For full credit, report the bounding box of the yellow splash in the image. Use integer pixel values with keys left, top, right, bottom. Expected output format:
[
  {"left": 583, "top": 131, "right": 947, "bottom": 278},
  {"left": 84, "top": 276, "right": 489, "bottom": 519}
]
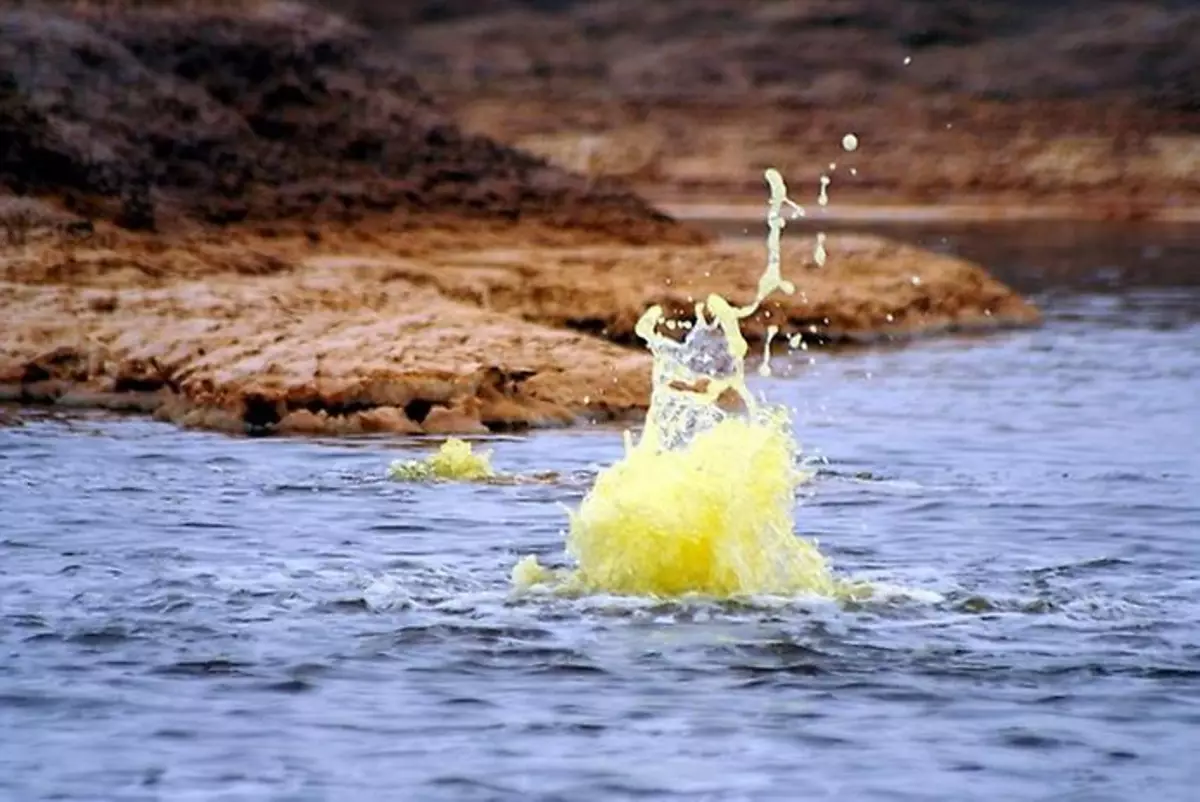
[
  {"left": 513, "top": 168, "right": 864, "bottom": 600},
  {"left": 388, "top": 438, "right": 494, "bottom": 482}
]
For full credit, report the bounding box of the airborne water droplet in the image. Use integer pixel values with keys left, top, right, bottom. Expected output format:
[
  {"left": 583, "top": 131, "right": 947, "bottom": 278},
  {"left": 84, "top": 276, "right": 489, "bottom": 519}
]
[
  {"left": 814, "top": 232, "right": 827, "bottom": 267},
  {"left": 759, "top": 325, "right": 779, "bottom": 378}
]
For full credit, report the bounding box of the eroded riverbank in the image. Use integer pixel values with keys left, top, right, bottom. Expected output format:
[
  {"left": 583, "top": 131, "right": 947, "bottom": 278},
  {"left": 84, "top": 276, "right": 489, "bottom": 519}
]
[
  {"left": 0, "top": 1, "right": 1040, "bottom": 437},
  {"left": 0, "top": 222, "right": 1038, "bottom": 436}
]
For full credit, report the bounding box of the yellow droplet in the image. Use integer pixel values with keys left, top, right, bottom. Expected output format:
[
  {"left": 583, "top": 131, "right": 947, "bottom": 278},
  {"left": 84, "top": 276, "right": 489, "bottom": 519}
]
[{"left": 758, "top": 325, "right": 779, "bottom": 378}]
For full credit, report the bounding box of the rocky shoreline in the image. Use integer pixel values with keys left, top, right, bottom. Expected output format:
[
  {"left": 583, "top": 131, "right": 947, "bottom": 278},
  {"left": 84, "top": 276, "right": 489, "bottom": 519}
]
[
  {"left": 0, "top": 2, "right": 1042, "bottom": 436},
  {"left": 0, "top": 220, "right": 1039, "bottom": 436}
]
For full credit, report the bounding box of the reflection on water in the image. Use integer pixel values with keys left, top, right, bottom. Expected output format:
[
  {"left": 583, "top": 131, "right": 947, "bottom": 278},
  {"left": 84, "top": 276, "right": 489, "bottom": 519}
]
[{"left": 2, "top": 224, "right": 1199, "bottom": 801}]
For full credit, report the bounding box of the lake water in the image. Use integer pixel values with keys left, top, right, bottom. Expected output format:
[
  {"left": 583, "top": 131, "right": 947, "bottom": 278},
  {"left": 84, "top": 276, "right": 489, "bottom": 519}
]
[{"left": 2, "top": 222, "right": 1198, "bottom": 801}]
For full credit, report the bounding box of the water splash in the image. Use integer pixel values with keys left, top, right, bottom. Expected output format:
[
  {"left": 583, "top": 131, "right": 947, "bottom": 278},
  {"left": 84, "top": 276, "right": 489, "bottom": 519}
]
[
  {"left": 513, "top": 168, "right": 866, "bottom": 601},
  {"left": 388, "top": 439, "right": 494, "bottom": 482},
  {"left": 388, "top": 438, "right": 563, "bottom": 485}
]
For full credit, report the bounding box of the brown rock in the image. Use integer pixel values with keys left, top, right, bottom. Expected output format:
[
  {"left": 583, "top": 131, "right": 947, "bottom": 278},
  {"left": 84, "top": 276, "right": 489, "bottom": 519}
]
[
  {"left": 0, "top": 224, "right": 1036, "bottom": 437},
  {"left": 422, "top": 403, "right": 490, "bottom": 436},
  {"left": 356, "top": 406, "right": 424, "bottom": 435},
  {"left": 277, "top": 409, "right": 330, "bottom": 436}
]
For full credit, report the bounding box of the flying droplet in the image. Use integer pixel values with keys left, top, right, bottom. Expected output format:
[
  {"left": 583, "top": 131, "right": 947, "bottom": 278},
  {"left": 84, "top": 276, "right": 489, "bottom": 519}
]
[
  {"left": 841, "top": 134, "right": 859, "bottom": 152},
  {"left": 759, "top": 325, "right": 780, "bottom": 377}
]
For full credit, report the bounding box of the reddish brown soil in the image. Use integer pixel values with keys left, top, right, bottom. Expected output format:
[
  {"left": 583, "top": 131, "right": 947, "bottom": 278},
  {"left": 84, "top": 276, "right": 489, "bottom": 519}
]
[{"left": 332, "top": 0, "right": 1200, "bottom": 216}]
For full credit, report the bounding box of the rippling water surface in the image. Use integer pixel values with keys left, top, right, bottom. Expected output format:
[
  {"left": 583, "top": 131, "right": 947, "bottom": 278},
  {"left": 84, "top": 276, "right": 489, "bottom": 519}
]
[{"left": 2, "top": 224, "right": 1199, "bottom": 801}]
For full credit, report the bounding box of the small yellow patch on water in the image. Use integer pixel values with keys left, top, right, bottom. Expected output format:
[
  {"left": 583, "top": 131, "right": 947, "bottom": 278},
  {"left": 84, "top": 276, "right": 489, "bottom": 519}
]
[{"left": 388, "top": 438, "right": 494, "bottom": 482}]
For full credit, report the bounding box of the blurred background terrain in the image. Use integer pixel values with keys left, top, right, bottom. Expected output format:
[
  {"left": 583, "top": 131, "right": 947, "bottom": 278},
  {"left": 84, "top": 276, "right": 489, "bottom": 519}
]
[
  {"left": 3, "top": 0, "right": 1198, "bottom": 224},
  {"left": 337, "top": 0, "right": 1200, "bottom": 107},
  {"left": 328, "top": 0, "right": 1200, "bottom": 212}
]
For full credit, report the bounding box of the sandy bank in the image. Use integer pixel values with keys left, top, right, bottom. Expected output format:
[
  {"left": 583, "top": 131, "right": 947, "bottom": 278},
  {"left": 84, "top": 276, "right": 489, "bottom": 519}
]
[{"left": 1, "top": 222, "right": 1038, "bottom": 436}]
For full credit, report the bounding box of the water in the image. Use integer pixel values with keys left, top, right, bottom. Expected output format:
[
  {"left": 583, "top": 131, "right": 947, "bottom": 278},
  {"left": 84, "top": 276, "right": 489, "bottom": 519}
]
[{"left": 2, "top": 223, "right": 1199, "bottom": 801}]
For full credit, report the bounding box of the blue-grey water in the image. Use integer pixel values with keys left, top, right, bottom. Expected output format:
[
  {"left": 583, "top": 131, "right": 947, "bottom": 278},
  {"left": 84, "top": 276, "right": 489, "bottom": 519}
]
[{"left": 2, "top": 223, "right": 1199, "bottom": 801}]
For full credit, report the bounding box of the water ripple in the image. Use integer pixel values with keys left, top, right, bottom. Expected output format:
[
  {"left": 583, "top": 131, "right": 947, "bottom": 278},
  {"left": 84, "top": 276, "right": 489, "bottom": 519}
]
[{"left": 1, "top": 284, "right": 1199, "bottom": 800}]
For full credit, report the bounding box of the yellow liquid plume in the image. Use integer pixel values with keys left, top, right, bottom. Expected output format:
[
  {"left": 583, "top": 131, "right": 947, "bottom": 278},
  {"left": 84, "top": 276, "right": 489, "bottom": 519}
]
[{"left": 513, "top": 168, "right": 863, "bottom": 600}]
